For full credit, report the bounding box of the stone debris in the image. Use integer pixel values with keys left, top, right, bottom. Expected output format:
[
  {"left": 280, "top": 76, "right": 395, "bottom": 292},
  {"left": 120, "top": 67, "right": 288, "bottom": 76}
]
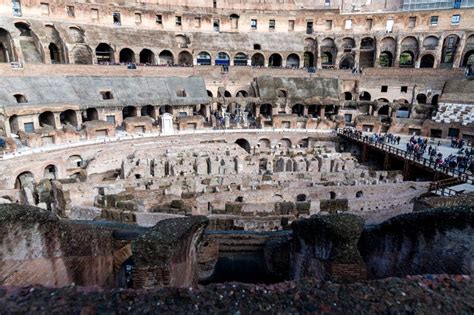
[{"left": 0, "top": 275, "right": 471, "bottom": 314}]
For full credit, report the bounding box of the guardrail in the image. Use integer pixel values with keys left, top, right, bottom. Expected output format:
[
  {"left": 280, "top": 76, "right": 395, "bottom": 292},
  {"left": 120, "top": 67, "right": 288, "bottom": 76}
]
[{"left": 337, "top": 129, "right": 473, "bottom": 185}]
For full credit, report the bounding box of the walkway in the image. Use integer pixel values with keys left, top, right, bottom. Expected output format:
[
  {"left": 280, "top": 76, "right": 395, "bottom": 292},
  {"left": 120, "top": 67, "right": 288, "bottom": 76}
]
[{"left": 337, "top": 129, "right": 473, "bottom": 185}]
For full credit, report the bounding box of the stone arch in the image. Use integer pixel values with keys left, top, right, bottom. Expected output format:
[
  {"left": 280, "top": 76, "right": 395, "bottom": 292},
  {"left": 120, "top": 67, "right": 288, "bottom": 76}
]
[
  {"left": 360, "top": 37, "right": 375, "bottom": 68},
  {"left": 141, "top": 105, "right": 156, "bottom": 118},
  {"left": 235, "top": 138, "right": 251, "bottom": 153},
  {"left": 68, "top": 26, "right": 85, "bottom": 43},
  {"left": 423, "top": 36, "right": 439, "bottom": 49},
  {"left": 251, "top": 53, "right": 264, "bottom": 67},
  {"left": 83, "top": 108, "right": 98, "bottom": 122},
  {"left": 416, "top": 94, "right": 427, "bottom": 104},
  {"left": 177, "top": 51, "right": 193, "bottom": 66},
  {"left": 71, "top": 45, "right": 92, "bottom": 64},
  {"left": 441, "top": 34, "right": 460, "bottom": 67},
  {"left": 359, "top": 91, "right": 371, "bottom": 101},
  {"left": 420, "top": 54, "right": 435, "bottom": 68},
  {"left": 215, "top": 52, "right": 230, "bottom": 66},
  {"left": 197, "top": 51, "right": 212, "bottom": 65},
  {"left": 139, "top": 49, "right": 154, "bottom": 64},
  {"left": 296, "top": 194, "right": 307, "bottom": 202},
  {"left": 339, "top": 54, "right": 355, "bottom": 69},
  {"left": 122, "top": 106, "right": 137, "bottom": 119},
  {"left": 280, "top": 138, "right": 292, "bottom": 148},
  {"left": 462, "top": 50, "right": 474, "bottom": 67},
  {"left": 15, "top": 22, "right": 32, "bottom": 37},
  {"left": 379, "top": 51, "right": 393, "bottom": 67},
  {"left": 259, "top": 138, "right": 271, "bottom": 149},
  {"left": 67, "top": 155, "right": 83, "bottom": 168},
  {"left": 378, "top": 105, "right": 390, "bottom": 116},
  {"left": 119, "top": 48, "right": 135, "bottom": 63},
  {"left": 321, "top": 52, "right": 333, "bottom": 66},
  {"left": 0, "top": 28, "right": 15, "bottom": 62},
  {"left": 356, "top": 191, "right": 363, "bottom": 198},
  {"left": 159, "top": 105, "right": 172, "bottom": 115},
  {"left": 233, "top": 52, "right": 248, "bottom": 66},
  {"left": 298, "top": 138, "right": 309, "bottom": 148},
  {"left": 304, "top": 51, "right": 314, "bottom": 68},
  {"left": 60, "top": 109, "right": 78, "bottom": 127},
  {"left": 236, "top": 90, "right": 248, "bottom": 97},
  {"left": 159, "top": 50, "right": 174, "bottom": 65},
  {"left": 49, "top": 42, "right": 64, "bottom": 64},
  {"left": 44, "top": 164, "right": 58, "bottom": 180},
  {"left": 207, "top": 90, "right": 213, "bottom": 97},
  {"left": 399, "top": 51, "right": 415, "bottom": 67},
  {"left": 9, "top": 115, "right": 19, "bottom": 134},
  {"left": 95, "top": 43, "right": 114, "bottom": 64},
  {"left": 286, "top": 53, "right": 300, "bottom": 68},
  {"left": 15, "top": 171, "right": 34, "bottom": 189},
  {"left": 39, "top": 111, "right": 56, "bottom": 128},
  {"left": 292, "top": 104, "right": 304, "bottom": 116},
  {"left": 268, "top": 53, "right": 282, "bottom": 67}
]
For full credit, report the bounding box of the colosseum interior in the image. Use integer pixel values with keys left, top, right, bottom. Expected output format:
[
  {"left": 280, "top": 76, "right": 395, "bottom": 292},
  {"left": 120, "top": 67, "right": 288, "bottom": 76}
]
[{"left": 0, "top": 0, "right": 473, "bottom": 312}]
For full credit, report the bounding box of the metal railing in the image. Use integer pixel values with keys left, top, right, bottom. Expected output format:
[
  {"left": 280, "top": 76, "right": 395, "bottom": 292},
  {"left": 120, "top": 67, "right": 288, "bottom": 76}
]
[{"left": 337, "top": 128, "right": 473, "bottom": 185}]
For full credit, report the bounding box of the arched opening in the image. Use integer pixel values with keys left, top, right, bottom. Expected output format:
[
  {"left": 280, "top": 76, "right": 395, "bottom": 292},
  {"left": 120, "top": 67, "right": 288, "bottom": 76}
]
[
  {"left": 9, "top": 115, "right": 19, "bottom": 134},
  {"left": 431, "top": 95, "right": 439, "bottom": 106},
  {"left": 236, "top": 90, "right": 248, "bottom": 97},
  {"left": 296, "top": 194, "right": 307, "bottom": 202},
  {"left": 15, "top": 22, "right": 32, "bottom": 36},
  {"left": 72, "top": 45, "right": 92, "bottom": 64},
  {"left": 44, "top": 165, "right": 58, "bottom": 180},
  {"left": 39, "top": 111, "right": 56, "bottom": 128},
  {"left": 259, "top": 138, "right": 271, "bottom": 149},
  {"left": 207, "top": 90, "right": 213, "bottom": 97},
  {"left": 251, "top": 53, "right": 264, "bottom": 67},
  {"left": 224, "top": 90, "right": 232, "bottom": 97},
  {"left": 356, "top": 191, "right": 363, "bottom": 198},
  {"left": 119, "top": 48, "right": 135, "bottom": 63},
  {"left": 49, "top": 42, "right": 62, "bottom": 64},
  {"left": 329, "top": 191, "right": 336, "bottom": 200},
  {"left": 378, "top": 98, "right": 389, "bottom": 103},
  {"left": 234, "top": 52, "right": 248, "bottom": 66},
  {"left": 235, "top": 138, "right": 251, "bottom": 153},
  {"left": 159, "top": 105, "right": 172, "bottom": 115},
  {"left": 303, "top": 52, "right": 314, "bottom": 68},
  {"left": 277, "top": 89, "right": 287, "bottom": 98},
  {"left": 60, "top": 110, "right": 78, "bottom": 127},
  {"left": 215, "top": 52, "right": 230, "bottom": 66},
  {"left": 67, "top": 155, "right": 83, "bottom": 168},
  {"left": 399, "top": 51, "right": 414, "bottom": 68},
  {"left": 359, "top": 91, "right": 371, "bottom": 101},
  {"left": 139, "top": 49, "right": 154, "bottom": 64},
  {"left": 141, "top": 105, "right": 155, "bottom": 119},
  {"left": 260, "top": 104, "right": 272, "bottom": 118},
  {"left": 339, "top": 54, "right": 355, "bottom": 69},
  {"left": 321, "top": 52, "right": 333, "bottom": 66},
  {"left": 298, "top": 138, "right": 309, "bottom": 148},
  {"left": 441, "top": 35, "right": 459, "bottom": 67},
  {"left": 0, "top": 28, "right": 14, "bottom": 63},
  {"left": 159, "top": 50, "right": 173, "bottom": 65},
  {"left": 268, "top": 54, "right": 282, "bottom": 67},
  {"left": 420, "top": 54, "right": 435, "bottom": 68},
  {"left": 286, "top": 54, "right": 300, "bottom": 68},
  {"left": 292, "top": 104, "right": 304, "bottom": 117},
  {"left": 95, "top": 43, "right": 114, "bottom": 64},
  {"left": 360, "top": 37, "right": 375, "bottom": 68},
  {"left": 83, "top": 108, "right": 98, "bottom": 122},
  {"left": 416, "top": 94, "right": 427, "bottom": 104},
  {"left": 308, "top": 105, "right": 319, "bottom": 118},
  {"left": 122, "top": 106, "right": 137, "bottom": 119},
  {"left": 423, "top": 36, "right": 439, "bottom": 50},
  {"left": 344, "top": 92, "right": 352, "bottom": 101},
  {"left": 280, "top": 138, "right": 292, "bottom": 148},
  {"left": 13, "top": 94, "right": 27, "bottom": 103},
  {"left": 177, "top": 51, "right": 193, "bottom": 66},
  {"left": 462, "top": 50, "right": 474, "bottom": 67},
  {"left": 15, "top": 171, "right": 34, "bottom": 189},
  {"left": 197, "top": 51, "right": 211, "bottom": 65},
  {"left": 378, "top": 105, "right": 390, "bottom": 116},
  {"left": 379, "top": 51, "right": 393, "bottom": 67}
]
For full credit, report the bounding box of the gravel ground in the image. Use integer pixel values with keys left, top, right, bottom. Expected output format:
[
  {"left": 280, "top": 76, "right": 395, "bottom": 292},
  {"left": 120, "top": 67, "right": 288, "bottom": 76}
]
[{"left": 0, "top": 275, "right": 472, "bottom": 314}]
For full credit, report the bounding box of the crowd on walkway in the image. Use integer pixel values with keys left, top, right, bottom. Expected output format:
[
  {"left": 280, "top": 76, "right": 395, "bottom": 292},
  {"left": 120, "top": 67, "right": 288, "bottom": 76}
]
[{"left": 340, "top": 128, "right": 474, "bottom": 175}]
